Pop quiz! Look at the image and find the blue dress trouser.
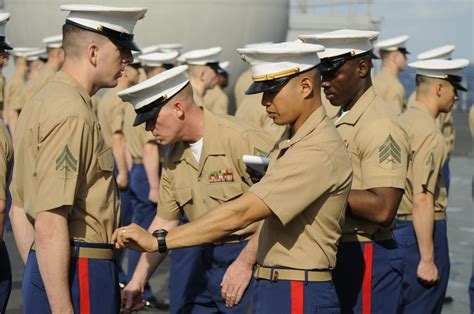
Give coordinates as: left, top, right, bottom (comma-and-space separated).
333, 238, 403, 314
170, 239, 253, 314
127, 164, 157, 301
469, 255, 474, 314
0, 240, 11, 313
252, 277, 340, 314
22, 243, 120, 314
393, 219, 450, 314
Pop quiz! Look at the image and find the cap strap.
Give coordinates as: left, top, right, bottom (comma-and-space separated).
253, 67, 300, 82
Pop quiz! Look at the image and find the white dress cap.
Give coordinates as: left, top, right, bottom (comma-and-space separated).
375, 35, 409, 52
417, 45, 455, 60
118, 65, 190, 126
141, 45, 161, 55
11, 47, 37, 57
237, 41, 324, 94
0, 13, 12, 50
23, 48, 48, 61
61, 4, 147, 51
299, 29, 379, 59
219, 61, 230, 70
139, 51, 179, 67
157, 43, 183, 53
42, 35, 63, 49
184, 47, 222, 65
409, 58, 469, 91
243, 41, 274, 49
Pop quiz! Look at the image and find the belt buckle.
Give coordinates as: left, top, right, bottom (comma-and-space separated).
270, 268, 279, 282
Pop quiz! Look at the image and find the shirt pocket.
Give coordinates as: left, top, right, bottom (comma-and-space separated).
207, 182, 244, 202
97, 149, 114, 173
173, 187, 193, 208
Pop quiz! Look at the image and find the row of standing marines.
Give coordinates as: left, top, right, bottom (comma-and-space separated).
0, 4, 473, 314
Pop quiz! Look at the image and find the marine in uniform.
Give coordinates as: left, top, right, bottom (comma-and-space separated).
407, 45, 457, 194
394, 58, 469, 313
9, 4, 146, 313
21, 34, 64, 107
184, 47, 224, 109
96, 55, 140, 291
0, 13, 13, 313
117, 65, 274, 313
373, 35, 409, 114
300, 29, 409, 313
114, 42, 354, 313
4, 48, 32, 135
202, 61, 230, 115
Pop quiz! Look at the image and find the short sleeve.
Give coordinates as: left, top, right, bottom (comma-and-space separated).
412, 132, 445, 195
110, 100, 125, 134
0, 125, 12, 201
356, 119, 408, 190
249, 147, 333, 226
156, 165, 182, 221
33, 117, 92, 214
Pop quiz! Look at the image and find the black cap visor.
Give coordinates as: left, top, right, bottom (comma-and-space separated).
398, 47, 410, 55
446, 74, 467, 92
245, 76, 292, 95
0, 37, 12, 50
207, 62, 225, 75
319, 49, 375, 74
132, 82, 190, 126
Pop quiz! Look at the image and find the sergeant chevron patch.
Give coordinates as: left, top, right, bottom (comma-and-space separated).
378, 135, 402, 169
56, 145, 78, 178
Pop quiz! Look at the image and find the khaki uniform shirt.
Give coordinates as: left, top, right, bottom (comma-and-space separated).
123, 103, 156, 160
0, 75, 5, 115
4, 72, 26, 112
11, 71, 119, 243
407, 90, 455, 155
97, 85, 126, 147
22, 63, 56, 107
249, 106, 352, 270
321, 89, 340, 119
235, 93, 286, 142
234, 69, 252, 110
157, 109, 274, 238
202, 85, 229, 115
0, 119, 12, 200
398, 101, 448, 214
335, 87, 409, 234
373, 67, 405, 114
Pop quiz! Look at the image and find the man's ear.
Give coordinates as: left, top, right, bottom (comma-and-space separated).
358, 58, 370, 78
173, 101, 185, 119
435, 82, 443, 98
87, 42, 99, 67
300, 75, 314, 99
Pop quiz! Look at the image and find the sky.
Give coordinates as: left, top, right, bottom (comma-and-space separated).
373, 0, 473, 61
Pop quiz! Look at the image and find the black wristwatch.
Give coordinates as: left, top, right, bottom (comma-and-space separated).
152, 229, 168, 253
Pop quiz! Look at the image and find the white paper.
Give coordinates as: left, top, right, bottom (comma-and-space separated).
243, 155, 270, 175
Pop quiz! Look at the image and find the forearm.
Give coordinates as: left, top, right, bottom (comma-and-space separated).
412, 194, 435, 262
235, 225, 260, 266
131, 216, 178, 284
35, 208, 73, 313
167, 192, 270, 250
111, 133, 128, 175
7, 110, 18, 139
143, 143, 160, 189
9, 205, 34, 263
348, 188, 398, 227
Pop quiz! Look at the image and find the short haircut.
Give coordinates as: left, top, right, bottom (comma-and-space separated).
62, 23, 106, 59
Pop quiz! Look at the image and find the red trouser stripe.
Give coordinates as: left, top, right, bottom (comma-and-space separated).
290, 281, 304, 314
362, 242, 374, 314
78, 258, 91, 314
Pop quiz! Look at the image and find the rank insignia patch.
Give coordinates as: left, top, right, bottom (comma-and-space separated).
253, 147, 268, 157
378, 135, 402, 169
56, 145, 78, 178
209, 169, 234, 183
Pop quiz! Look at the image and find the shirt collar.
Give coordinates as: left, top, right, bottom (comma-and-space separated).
334, 86, 376, 126
52, 71, 92, 109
